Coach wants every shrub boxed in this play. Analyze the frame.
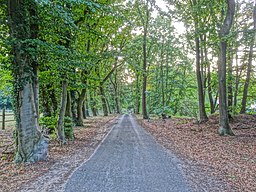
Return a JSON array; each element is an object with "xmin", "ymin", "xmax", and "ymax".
[
  {"xmin": 64, "ymin": 116, "xmax": 74, "ymax": 140},
  {"xmin": 39, "ymin": 116, "xmax": 57, "ymax": 138}
]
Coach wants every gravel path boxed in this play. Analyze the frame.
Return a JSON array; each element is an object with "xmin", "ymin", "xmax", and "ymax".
[{"xmin": 64, "ymin": 114, "xmax": 192, "ymax": 192}]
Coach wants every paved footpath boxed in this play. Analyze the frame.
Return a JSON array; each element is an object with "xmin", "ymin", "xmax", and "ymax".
[{"xmin": 65, "ymin": 114, "xmax": 192, "ymax": 192}]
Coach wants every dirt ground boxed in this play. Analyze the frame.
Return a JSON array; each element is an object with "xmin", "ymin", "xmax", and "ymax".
[
  {"xmin": 138, "ymin": 114, "xmax": 256, "ymax": 192},
  {"xmin": 0, "ymin": 115, "xmax": 119, "ymax": 192}
]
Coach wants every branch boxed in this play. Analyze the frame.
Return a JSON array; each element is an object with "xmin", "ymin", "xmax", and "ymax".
[{"xmin": 101, "ymin": 60, "xmax": 123, "ymax": 85}]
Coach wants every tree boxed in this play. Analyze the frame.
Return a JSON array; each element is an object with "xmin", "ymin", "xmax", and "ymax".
[
  {"xmin": 133, "ymin": 0, "xmax": 154, "ymax": 119},
  {"xmin": 240, "ymin": 1, "xmax": 256, "ymax": 114},
  {"xmin": 191, "ymin": 0, "xmax": 208, "ymax": 122},
  {"xmin": 7, "ymin": 0, "xmax": 48, "ymax": 162},
  {"xmin": 218, "ymin": 0, "xmax": 236, "ymax": 136}
]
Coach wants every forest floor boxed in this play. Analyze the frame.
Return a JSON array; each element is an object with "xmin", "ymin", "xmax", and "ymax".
[
  {"xmin": 1, "ymin": 114, "xmax": 255, "ymax": 192},
  {"xmin": 138, "ymin": 114, "xmax": 256, "ymax": 192},
  {"xmin": 0, "ymin": 115, "xmax": 119, "ymax": 192}
]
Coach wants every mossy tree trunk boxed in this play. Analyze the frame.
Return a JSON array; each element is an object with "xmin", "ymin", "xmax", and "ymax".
[{"xmin": 8, "ymin": 0, "xmax": 48, "ymax": 163}]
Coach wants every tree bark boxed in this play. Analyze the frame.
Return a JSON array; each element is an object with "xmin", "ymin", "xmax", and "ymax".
[
  {"xmin": 142, "ymin": 1, "xmax": 149, "ymax": 119},
  {"xmin": 240, "ymin": 2, "xmax": 256, "ymax": 114},
  {"xmin": 82, "ymin": 101, "xmax": 87, "ymax": 119},
  {"xmin": 192, "ymin": 0, "xmax": 208, "ymax": 122},
  {"xmin": 218, "ymin": 0, "xmax": 235, "ymax": 136},
  {"xmin": 65, "ymin": 91, "xmax": 72, "ymax": 117},
  {"xmin": 56, "ymin": 80, "xmax": 68, "ymax": 144},
  {"xmin": 205, "ymin": 48, "xmax": 215, "ymax": 114},
  {"xmin": 234, "ymin": 52, "xmax": 240, "ymax": 108},
  {"xmin": 106, "ymin": 94, "xmax": 112, "ymax": 114},
  {"xmin": 227, "ymin": 49, "xmax": 233, "ymax": 111},
  {"xmin": 76, "ymin": 89, "xmax": 86, "ymax": 126},
  {"xmin": 8, "ymin": 0, "xmax": 48, "ymax": 163},
  {"xmin": 2, "ymin": 107, "xmax": 5, "ymax": 130},
  {"xmin": 99, "ymin": 84, "xmax": 108, "ymax": 116},
  {"xmin": 71, "ymin": 90, "xmax": 77, "ymax": 122},
  {"xmin": 135, "ymin": 74, "xmax": 141, "ymax": 114},
  {"xmin": 113, "ymin": 71, "xmax": 120, "ymax": 114},
  {"xmin": 85, "ymin": 93, "xmax": 90, "ymax": 117},
  {"xmin": 195, "ymin": 35, "xmax": 208, "ymax": 122},
  {"xmin": 90, "ymin": 89, "xmax": 97, "ymax": 116}
]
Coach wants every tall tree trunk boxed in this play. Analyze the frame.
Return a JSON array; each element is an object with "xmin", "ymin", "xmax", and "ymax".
[
  {"xmin": 56, "ymin": 80, "xmax": 68, "ymax": 144},
  {"xmin": 70, "ymin": 90, "xmax": 77, "ymax": 122},
  {"xmin": 113, "ymin": 71, "xmax": 120, "ymax": 114},
  {"xmin": 99, "ymin": 84, "xmax": 108, "ymax": 116},
  {"xmin": 76, "ymin": 89, "xmax": 86, "ymax": 125},
  {"xmin": 234, "ymin": 52, "xmax": 240, "ymax": 108},
  {"xmin": 30, "ymin": 5, "xmax": 39, "ymax": 119},
  {"xmin": 114, "ymin": 92, "xmax": 120, "ymax": 114},
  {"xmin": 165, "ymin": 48, "xmax": 170, "ymax": 107},
  {"xmin": 8, "ymin": 0, "xmax": 48, "ymax": 163},
  {"xmin": 218, "ymin": 0, "xmax": 235, "ymax": 136},
  {"xmin": 134, "ymin": 74, "xmax": 140, "ymax": 114},
  {"xmin": 192, "ymin": 0, "xmax": 208, "ymax": 122},
  {"xmin": 32, "ymin": 59, "xmax": 39, "ymax": 118},
  {"xmin": 90, "ymin": 89, "xmax": 97, "ymax": 116},
  {"xmin": 160, "ymin": 42, "xmax": 165, "ymax": 108},
  {"xmin": 137, "ymin": 0, "xmax": 150, "ymax": 119},
  {"xmin": 142, "ymin": 45, "xmax": 148, "ymax": 119},
  {"xmin": 82, "ymin": 101, "xmax": 87, "ymax": 119},
  {"xmin": 205, "ymin": 46, "xmax": 215, "ymax": 114},
  {"xmin": 110, "ymin": 74, "xmax": 120, "ymax": 114},
  {"xmin": 65, "ymin": 91, "xmax": 72, "ymax": 117},
  {"xmin": 240, "ymin": 2, "xmax": 256, "ymax": 114},
  {"xmin": 106, "ymin": 95, "xmax": 112, "ymax": 114},
  {"xmin": 85, "ymin": 93, "xmax": 90, "ymax": 117},
  {"xmin": 195, "ymin": 35, "xmax": 208, "ymax": 122},
  {"xmin": 227, "ymin": 48, "xmax": 233, "ymax": 111},
  {"xmin": 142, "ymin": 8, "xmax": 149, "ymax": 119}
]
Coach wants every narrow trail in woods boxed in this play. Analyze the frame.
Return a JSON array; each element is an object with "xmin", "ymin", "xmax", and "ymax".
[{"xmin": 64, "ymin": 114, "xmax": 191, "ymax": 192}]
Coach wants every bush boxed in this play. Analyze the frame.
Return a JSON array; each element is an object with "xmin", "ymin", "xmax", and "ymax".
[
  {"xmin": 39, "ymin": 116, "xmax": 57, "ymax": 138},
  {"xmin": 40, "ymin": 116, "xmax": 74, "ymax": 141},
  {"xmin": 64, "ymin": 116, "xmax": 74, "ymax": 140}
]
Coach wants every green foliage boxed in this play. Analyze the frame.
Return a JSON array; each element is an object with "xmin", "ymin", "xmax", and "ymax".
[
  {"xmin": 1, "ymin": 0, "xmax": 255, "ymax": 141},
  {"xmin": 39, "ymin": 116, "xmax": 58, "ymax": 138},
  {"xmin": 39, "ymin": 116, "xmax": 74, "ymax": 140},
  {"xmin": 64, "ymin": 116, "xmax": 74, "ymax": 140}
]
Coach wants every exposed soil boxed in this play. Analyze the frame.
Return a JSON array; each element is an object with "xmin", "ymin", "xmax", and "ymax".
[
  {"xmin": 138, "ymin": 114, "xmax": 256, "ymax": 192},
  {"xmin": 0, "ymin": 115, "xmax": 119, "ymax": 192}
]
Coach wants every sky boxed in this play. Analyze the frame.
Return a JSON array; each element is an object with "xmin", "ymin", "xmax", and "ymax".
[
  {"xmin": 155, "ymin": 0, "xmax": 186, "ymax": 34},
  {"xmin": 155, "ymin": 0, "xmax": 169, "ymax": 12}
]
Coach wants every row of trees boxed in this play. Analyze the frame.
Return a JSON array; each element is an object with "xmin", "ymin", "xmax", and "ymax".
[
  {"xmin": 0, "ymin": 0, "xmax": 255, "ymax": 163},
  {"xmin": 1, "ymin": 0, "xmax": 137, "ymax": 162},
  {"xmin": 171, "ymin": 0, "xmax": 256, "ymax": 135}
]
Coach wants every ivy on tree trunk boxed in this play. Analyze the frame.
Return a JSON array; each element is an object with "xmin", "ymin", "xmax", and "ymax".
[{"xmin": 7, "ymin": 0, "xmax": 48, "ymax": 163}]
